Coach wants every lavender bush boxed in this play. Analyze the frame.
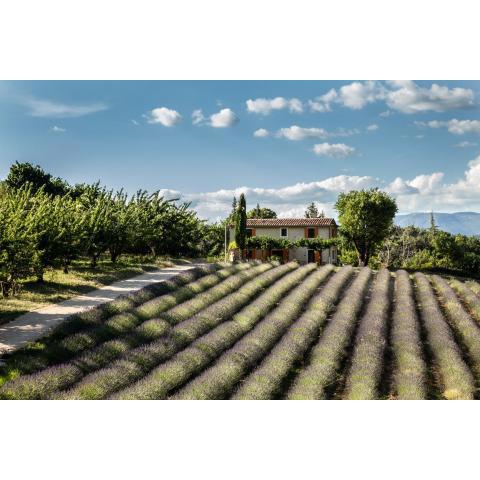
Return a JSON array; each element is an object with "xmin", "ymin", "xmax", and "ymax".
[
  {"xmin": 287, "ymin": 267, "xmax": 372, "ymax": 400},
  {"xmin": 232, "ymin": 266, "xmax": 355, "ymax": 400},
  {"xmin": 390, "ymin": 270, "xmax": 426, "ymax": 399},
  {"xmin": 414, "ymin": 273, "xmax": 474, "ymax": 400}
]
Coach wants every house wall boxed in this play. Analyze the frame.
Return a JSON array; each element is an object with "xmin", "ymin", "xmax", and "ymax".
[
  {"xmin": 228, "ymin": 225, "xmax": 337, "ymax": 265},
  {"xmin": 228, "ymin": 226, "xmax": 332, "ymax": 240}
]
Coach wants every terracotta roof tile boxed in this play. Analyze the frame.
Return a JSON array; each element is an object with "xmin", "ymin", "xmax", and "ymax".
[{"xmin": 245, "ymin": 218, "xmax": 336, "ymax": 227}]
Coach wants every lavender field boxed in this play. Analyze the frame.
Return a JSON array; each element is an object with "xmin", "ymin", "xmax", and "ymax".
[{"xmin": 1, "ymin": 260, "xmax": 480, "ymax": 400}]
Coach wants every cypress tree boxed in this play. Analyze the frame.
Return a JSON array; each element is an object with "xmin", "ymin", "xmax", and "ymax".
[{"xmin": 235, "ymin": 193, "xmax": 247, "ymax": 253}]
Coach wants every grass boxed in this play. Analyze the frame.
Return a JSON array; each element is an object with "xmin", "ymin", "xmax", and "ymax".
[{"xmin": 0, "ymin": 254, "xmax": 176, "ymax": 326}]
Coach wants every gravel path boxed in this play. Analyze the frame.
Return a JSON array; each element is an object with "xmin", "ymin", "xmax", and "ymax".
[{"xmin": 0, "ymin": 264, "xmax": 198, "ymax": 356}]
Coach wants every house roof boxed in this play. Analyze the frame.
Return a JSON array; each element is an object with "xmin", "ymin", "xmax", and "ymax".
[{"xmin": 245, "ymin": 218, "xmax": 336, "ymax": 227}]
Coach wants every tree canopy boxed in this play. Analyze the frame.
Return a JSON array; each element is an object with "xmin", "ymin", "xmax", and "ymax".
[
  {"xmin": 247, "ymin": 203, "xmax": 277, "ymax": 219},
  {"xmin": 335, "ymin": 188, "xmax": 397, "ymax": 266}
]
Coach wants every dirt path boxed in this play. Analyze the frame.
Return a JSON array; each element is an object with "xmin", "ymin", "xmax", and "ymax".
[{"xmin": 0, "ymin": 264, "xmax": 198, "ymax": 356}]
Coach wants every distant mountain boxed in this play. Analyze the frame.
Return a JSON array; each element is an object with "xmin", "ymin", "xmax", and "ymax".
[{"xmin": 395, "ymin": 212, "xmax": 480, "ymax": 236}]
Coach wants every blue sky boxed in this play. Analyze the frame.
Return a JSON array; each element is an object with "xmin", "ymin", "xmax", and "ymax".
[{"xmin": 1, "ymin": 80, "xmax": 480, "ymax": 220}]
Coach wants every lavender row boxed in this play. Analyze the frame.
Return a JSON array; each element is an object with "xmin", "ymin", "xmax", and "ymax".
[
  {"xmin": 232, "ymin": 266, "xmax": 355, "ymax": 400},
  {"xmin": 344, "ymin": 269, "xmax": 391, "ymax": 400},
  {"xmin": 286, "ymin": 268, "xmax": 372, "ymax": 400},
  {"xmin": 414, "ymin": 273, "xmax": 474, "ymax": 400},
  {"xmin": 450, "ymin": 279, "xmax": 480, "ymax": 322},
  {"xmin": 390, "ymin": 270, "xmax": 427, "ymax": 399},
  {"xmin": 53, "ymin": 262, "xmax": 289, "ymax": 399},
  {"xmin": 430, "ymin": 275, "xmax": 480, "ymax": 379},
  {"xmin": 0, "ymin": 263, "xmax": 220, "ymax": 377},
  {"xmin": 111, "ymin": 263, "xmax": 318, "ymax": 399},
  {"xmin": 171, "ymin": 266, "xmax": 334, "ymax": 400},
  {"xmin": 0, "ymin": 263, "xmax": 266, "ymax": 399}
]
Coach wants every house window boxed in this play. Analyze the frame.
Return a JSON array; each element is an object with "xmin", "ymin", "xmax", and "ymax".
[
  {"xmin": 246, "ymin": 228, "xmax": 253, "ymax": 238},
  {"xmin": 280, "ymin": 227, "xmax": 288, "ymax": 237},
  {"xmin": 307, "ymin": 227, "xmax": 316, "ymax": 238}
]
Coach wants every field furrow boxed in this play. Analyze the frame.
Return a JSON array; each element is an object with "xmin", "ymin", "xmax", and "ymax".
[
  {"xmin": 286, "ymin": 267, "xmax": 372, "ymax": 400},
  {"xmin": 232, "ymin": 266, "xmax": 355, "ymax": 399},
  {"xmin": 0, "ymin": 262, "xmax": 268, "ymax": 399},
  {"xmin": 414, "ymin": 273, "xmax": 475, "ymax": 400},
  {"xmin": 47, "ymin": 262, "xmax": 290, "ymax": 399},
  {"xmin": 2, "ymin": 260, "xmax": 480, "ymax": 401},
  {"xmin": 431, "ymin": 275, "xmax": 480, "ymax": 379},
  {"xmin": 170, "ymin": 265, "xmax": 335, "ymax": 400},
  {"xmin": 0, "ymin": 263, "xmax": 220, "ymax": 378},
  {"xmin": 390, "ymin": 270, "xmax": 427, "ymax": 399},
  {"xmin": 344, "ymin": 268, "xmax": 392, "ymax": 400},
  {"xmin": 450, "ymin": 279, "xmax": 480, "ymax": 322}
]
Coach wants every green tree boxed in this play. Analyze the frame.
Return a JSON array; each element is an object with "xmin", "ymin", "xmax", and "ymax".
[
  {"xmin": 335, "ymin": 188, "xmax": 398, "ymax": 266},
  {"xmin": 5, "ymin": 161, "xmax": 69, "ymax": 196},
  {"xmin": 247, "ymin": 203, "xmax": 277, "ymax": 219},
  {"xmin": 235, "ymin": 193, "xmax": 247, "ymax": 253},
  {"xmin": 305, "ymin": 202, "xmax": 318, "ymax": 218}
]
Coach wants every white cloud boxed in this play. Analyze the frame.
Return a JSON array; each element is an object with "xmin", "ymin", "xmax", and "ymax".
[
  {"xmin": 131, "ymin": 119, "xmax": 139, "ymax": 126},
  {"xmin": 24, "ymin": 96, "xmax": 107, "ymax": 118},
  {"xmin": 172, "ymin": 156, "xmax": 480, "ymax": 220},
  {"xmin": 307, "ymin": 81, "xmax": 475, "ymax": 115},
  {"xmin": 246, "ymin": 97, "xmax": 303, "ymax": 115},
  {"xmin": 277, "ymin": 125, "xmax": 328, "ymax": 141},
  {"xmin": 253, "ymin": 128, "xmax": 269, "ymax": 138},
  {"xmin": 455, "ymin": 141, "xmax": 478, "ymax": 148},
  {"xmin": 210, "ymin": 108, "xmax": 238, "ymax": 128},
  {"xmin": 379, "ymin": 110, "xmax": 393, "ymax": 117},
  {"xmin": 339, "ymin": 81, "xmax": 384, "ymax": 109},
  {"xmin": 407, "ymin": 172, "xmax": 444, "ymax": 194},
  {"xmin": 192, "ymin": 109, "xmax": 205, "ymax": 125},
  {"xmin": 386, "ymin": 81, "xmax": 475, "ymax": 114},
  {"xmin": 145, "ymin": 107, "xmax": 182, "ymax": 127},
  {"xmin": 276, "ymin": 125, "xmax": 359, "ymax": 141},
  {"xmin": 313, "ymin": 143, "xmax": 356, "ymax": 158},
  {"xmin": 367, "ymin": 124, "xmax": 379, "ymax": 132},
  {"xmin": 50, "ymin": 125, "xmax": 66, "ymax": 133},
  {"xmin": 308, "ymin": 89, "xmax": 338, "ymax": 113},
  {"xmin": 417, "ymin": 119, "xmax": 480, "ymax": 135}
]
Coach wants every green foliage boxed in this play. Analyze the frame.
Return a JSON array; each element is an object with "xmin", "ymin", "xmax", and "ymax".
[
  {"xmin": 304, "ymin": 202, "xmax": 324, "ymax": 218},
  {"xmin": 235, "ymin": 193, "xmax": 247, "ymax": 251},
  {"xmin": 335, "ymin": 188, "xmax": 397, "ymax": 266},
  {"xmin": 5, "ymin": 162, "xmax": 69, "ymax": 196},
  {"xmin": 247, "ymin": 203, "xmax": 277, "ymax": 219},
  {"xmin": 373, "ymin": 225, "xmax": 480, "ymax": 276},
  {"xmin": 0, "ymin": 164, "xmax": 213, "ymax": 295}
]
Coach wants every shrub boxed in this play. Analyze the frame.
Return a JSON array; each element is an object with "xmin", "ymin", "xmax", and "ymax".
[
  {"xmin": 414, "ymin": 273, "xmax": 474, "ymax": 400},
  {"xmin": 287, "ymin": 267, "xmax": 372, "ymax": 400},
  {"xmin": 390, "ymin": 270, "xmax": 427, "ymax": 399},
  {"xmin": 344, "ymin": 269, "xmax": 392, "ymax": 400},
  {"xmin": 232, "ymin": 266, "xmax": 355, "ymax": 399},
  {"xmin": 171, "ymin": 265, "xmax": 334, "ymax": 400}
]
